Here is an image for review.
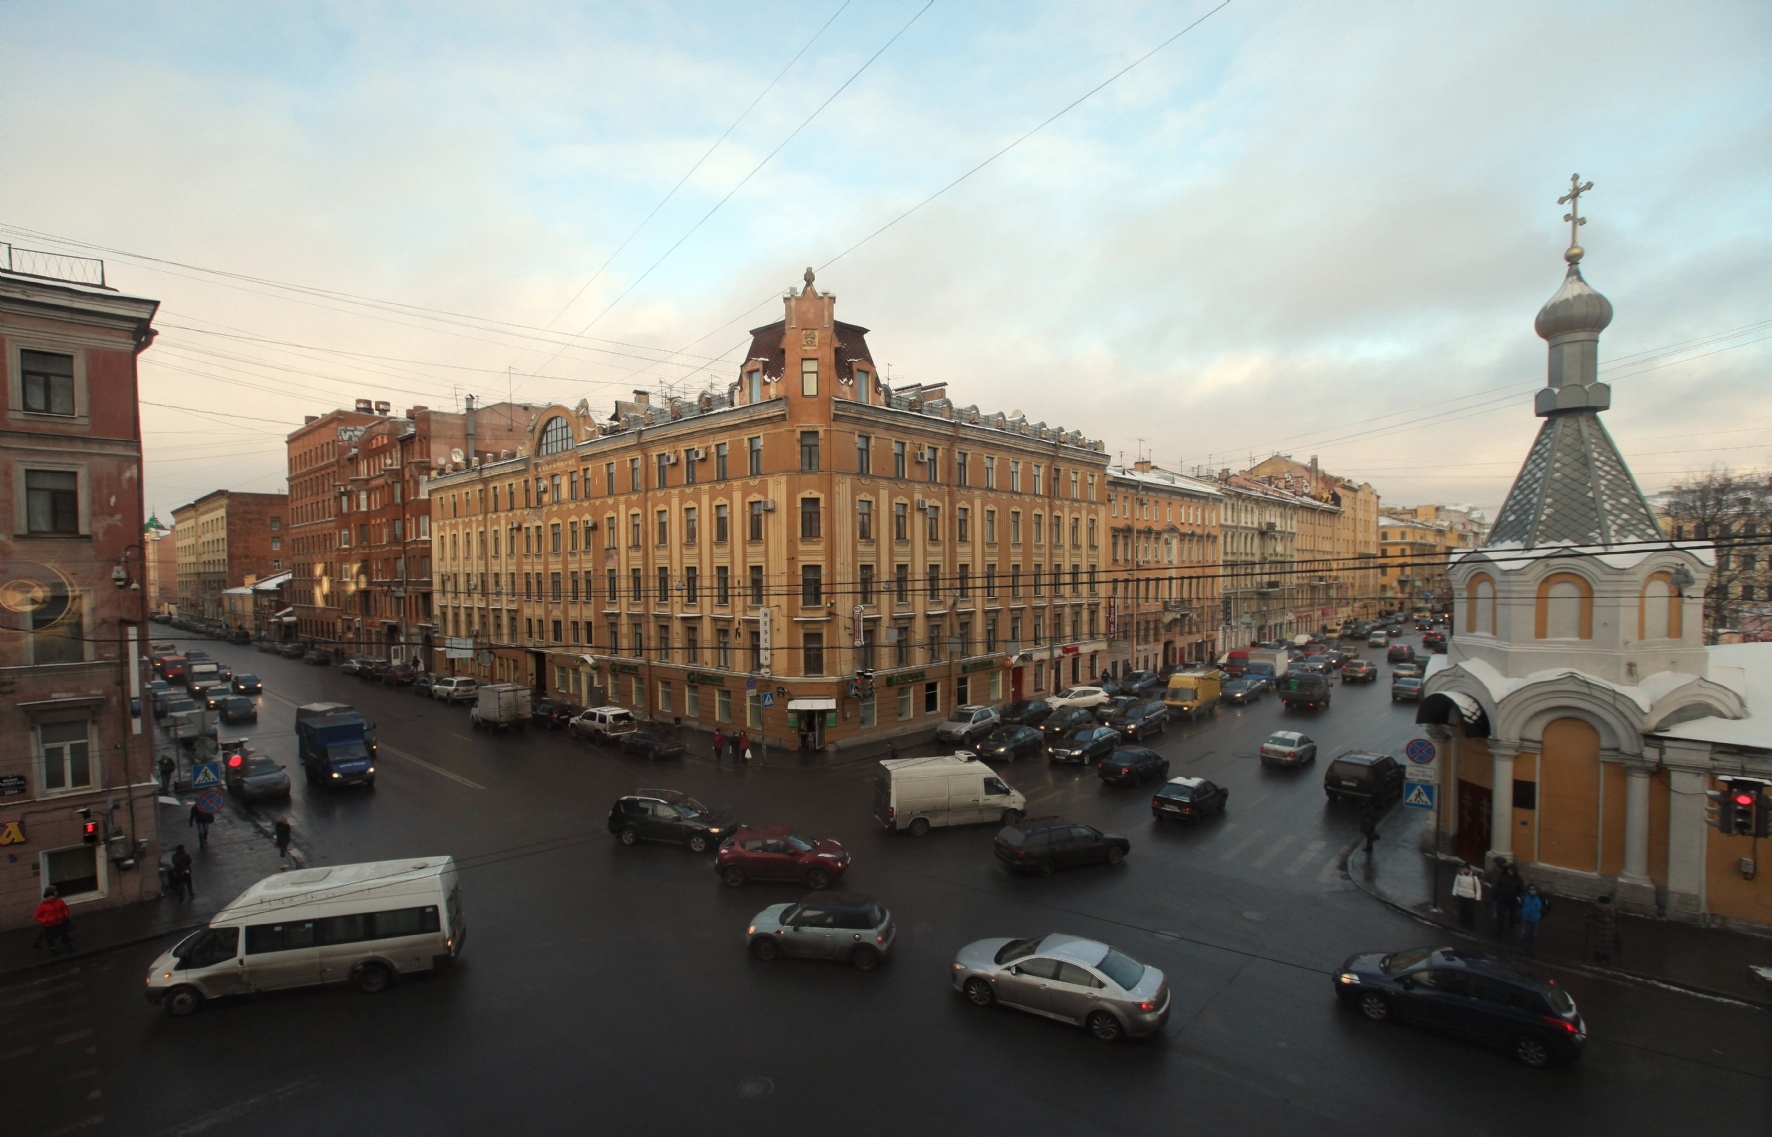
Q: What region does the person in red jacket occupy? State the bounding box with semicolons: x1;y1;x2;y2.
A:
33;887;72;953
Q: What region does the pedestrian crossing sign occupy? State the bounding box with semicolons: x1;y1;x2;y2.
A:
191;762;222;789
1403;783;1436;810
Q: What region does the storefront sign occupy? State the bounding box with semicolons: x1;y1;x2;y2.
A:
961;658;997;673
0;821;25;845
0;774;25;798
444;636;474;660
883;669;927;687
685;671;726;687
606;661;642;676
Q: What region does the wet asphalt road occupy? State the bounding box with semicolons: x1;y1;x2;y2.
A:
5;636;1768;1136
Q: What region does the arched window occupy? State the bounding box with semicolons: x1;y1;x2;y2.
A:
1535;572;1593;640
1639;572;1681;640
538;416;571;456
1467;573;1496;635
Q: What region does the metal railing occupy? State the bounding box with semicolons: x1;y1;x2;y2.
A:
0;243;107;288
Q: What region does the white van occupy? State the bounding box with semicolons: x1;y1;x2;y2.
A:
874;753;1027;836
146;857;464;1016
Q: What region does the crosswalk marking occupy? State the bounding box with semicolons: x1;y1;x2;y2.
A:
1217;829;1266;862
1317;852;1346;883
1284;840;1326;875
1251;834;1297;869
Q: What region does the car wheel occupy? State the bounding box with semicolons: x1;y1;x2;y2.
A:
617;826;639;846
165;985;204;1017
1087;1011;1125;1042
721;866;747;887
750;936;781;962
850;946;881;972
687;833;710;854
805;867;831;890
1106;846;1125;866
1512;1034;1555;1068
1357;992;1392;1022
353;963;394;994
1000;808;1023;825
1037;859;1056;878
964;977;996;1006
907;817;931;838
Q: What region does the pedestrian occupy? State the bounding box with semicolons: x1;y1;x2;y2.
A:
1517;883;1547;956
169;844;194;900
1585;895;1622;965
712;729;726;766
33;887;72;953
1452;865;1484;931
736;731;750;765
274;816;293;867
188;802;212;849
157;753;176;796
1359;807;1380;855
1493;862;1524;937
887;741;898;762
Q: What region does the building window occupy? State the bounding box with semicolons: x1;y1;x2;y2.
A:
629;458;641;492
801;358;818;397
684;449;698;485
984;456;996;489
747;501;764;542
684;507;698;545
927;505;941;543
924;681;940;715
803;632;825;675
802;565;823;606
898;686;913;721
716;565;730;606
38;719;92;792
956;452;969;487
656;453;670;489
658;681;673;714
957;508;970;543
717;628;732;669
856;435;871;474
717;687;733;722
20;350;76;416
25;470;79;534
958;566;971;599
926;446;939;482
631;568;643;602
656;510;669;546
551;619;563;642
927;563;941;600
896;564;910;602
538;416;571;455
748;436;763;476
857;499;873;540
894;501;908;541
605;462;616;496
750;565;764;605
685;566;699;606
860;564;874;605
800;431;820;472
31;587;84;663
657;567;671;604
550;523;562;553
894;441;907;478
715;442;728;480
800;497;821;540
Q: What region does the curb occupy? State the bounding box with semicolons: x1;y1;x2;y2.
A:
1345;851;1771;1009
2;921;203;980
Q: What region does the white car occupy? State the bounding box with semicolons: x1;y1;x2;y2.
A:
1046;686;1110;710
431;676;479;704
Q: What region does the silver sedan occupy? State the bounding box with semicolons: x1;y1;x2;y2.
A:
951;932;1169;1041
1259;731;1317;767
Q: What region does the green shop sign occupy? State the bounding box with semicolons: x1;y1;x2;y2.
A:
883;670;927;688
606;661;642;676
961;658;998;674
684;671;726;687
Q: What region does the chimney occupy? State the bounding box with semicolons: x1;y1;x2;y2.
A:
305;415;319;425
632;390;650;406
407;405;428;417
1133;458;1153;474
465;394;477;461
374;400;391;416
354;398;373;413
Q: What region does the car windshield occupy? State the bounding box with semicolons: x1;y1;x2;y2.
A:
994;935;1046;965
678;796;709;814
1382;947;1434;974
1158;783;1193;800
1328;760;1371;779
1545;986;1576;1016
1395;679;1422;689
1055;689;1085;699
1096;947;1146;990
246;758;280;776
784;834;814;853
332;743;370;762
237;675;257;684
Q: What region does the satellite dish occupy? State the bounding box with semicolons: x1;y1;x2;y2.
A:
450;448;465;464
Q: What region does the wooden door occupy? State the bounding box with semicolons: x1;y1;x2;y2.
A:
1455;780;1491;866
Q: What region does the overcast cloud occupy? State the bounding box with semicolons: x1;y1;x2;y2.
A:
1;1;1766;519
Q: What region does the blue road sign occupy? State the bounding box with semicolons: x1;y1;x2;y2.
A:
760;692;776;707
745;675;757;690
1403;783;1436;810
196;788;226;815
191;761;223;789
1405;738;1437;765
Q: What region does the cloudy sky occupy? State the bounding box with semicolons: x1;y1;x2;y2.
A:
3;1;1767;522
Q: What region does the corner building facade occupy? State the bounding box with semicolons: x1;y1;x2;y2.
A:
428;273;1110;751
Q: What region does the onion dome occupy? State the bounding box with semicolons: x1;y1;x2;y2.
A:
1535;261;1614;342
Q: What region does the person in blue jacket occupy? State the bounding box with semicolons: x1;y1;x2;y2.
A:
1517;883;1548;956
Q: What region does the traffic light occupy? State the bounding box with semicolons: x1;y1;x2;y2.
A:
1710;778;1772;837
1706;783;1730;831
227;753;245;769
77;807;98;845
1730;783;1758;837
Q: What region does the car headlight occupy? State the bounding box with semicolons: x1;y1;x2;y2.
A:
952;961;964;970
747;926;757;935
1337;972;1360;984
330;772;341;778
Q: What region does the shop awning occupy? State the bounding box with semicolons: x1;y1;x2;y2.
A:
274;607;294;618
787;697;836;712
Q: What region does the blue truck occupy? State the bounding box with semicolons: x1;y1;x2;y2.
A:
294;702;378;788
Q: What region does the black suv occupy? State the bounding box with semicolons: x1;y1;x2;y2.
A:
1047;726;1119;765
1105;699;1168;741
1121;670;1163;694
608;789;736;853
1324;751;1405;804
1098;746;1170;787
993;817;1130;877
1334;945;1586;1068
532;699;578;730
620;730;686;761
1038;707;1098;742
998;699;1054;728
975;726;1044;762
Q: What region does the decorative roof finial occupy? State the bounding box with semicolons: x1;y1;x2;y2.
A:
1558;173;1593;264
803;266;816;294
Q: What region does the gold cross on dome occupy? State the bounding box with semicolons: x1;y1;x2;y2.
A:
1558;174;1593;260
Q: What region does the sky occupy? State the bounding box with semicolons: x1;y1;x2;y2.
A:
2;1;1767;522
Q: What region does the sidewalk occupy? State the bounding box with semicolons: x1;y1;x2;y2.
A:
0;797;293;977
651;717;949;770
1350;804;1772;1006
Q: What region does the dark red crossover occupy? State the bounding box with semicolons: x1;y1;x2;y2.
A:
716;826;850;890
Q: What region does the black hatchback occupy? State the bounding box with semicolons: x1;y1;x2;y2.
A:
1104;699;1168;741
1335;946;1586;1068
1047;726;1119;765
974;725;1044;762
994;817;1130;877
1324;751;1405;804
620;730;685;761
1038;706;1098;741
1099;747;1170;787
998;699;1054;728
609;789;736;853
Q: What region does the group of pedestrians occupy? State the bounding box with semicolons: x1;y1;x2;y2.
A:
709;729;755;766
1449;859;1621;963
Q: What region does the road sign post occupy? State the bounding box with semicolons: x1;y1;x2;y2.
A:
196;788;226;815
191;762;222;791
1405;737;1443;911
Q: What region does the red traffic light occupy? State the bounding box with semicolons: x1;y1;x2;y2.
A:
227;753;244;768
1734;793;1756;807
81;821;99;844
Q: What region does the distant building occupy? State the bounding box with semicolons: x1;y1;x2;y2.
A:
169;489;288;626
1105;460;1222;674
143;513;177;615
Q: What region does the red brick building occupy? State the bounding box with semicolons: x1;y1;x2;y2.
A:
169;489;288;625
0;250;162;930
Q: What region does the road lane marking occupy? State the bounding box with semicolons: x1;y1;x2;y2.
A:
1283;840;1326;875
379;745;485;790
53;1028;94;1045
1218;830;1265;862
1;1044;34;1060
1317;851;1348;882
36;1114;106;1137
1251;834;1297;869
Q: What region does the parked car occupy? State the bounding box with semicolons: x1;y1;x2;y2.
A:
1099;747;1170;787
412;675;434;698
952;933;1169;1042
569;705;639;742
279;642;307;659
620;730;685;761
1150;776;1228;822
1334;945;1586;1068
1387;644;1417;665
936;704;1001;746
255;639;278;653
146;679;171;715
1391;677;1424;702
531;698;578;730
1105;699;1168;741
381;665;417;687
608;789;735;853
1324;751;1406;804
302;650;329;666
747;894;895;971
998;699;1054;728
1220;679;1261;705
716;826;850;889
222;750;290;802
974;725;1045;763
993;817;1130;876
1037;706;1099;742
431;676;479;704
1260;731;1317;767
1121;670;1163;694
1341;660;1378;684
339;658;369;676
230;673;262;695
1046;686;1110;710
1047;726;1120;766
359;659;391;682
218;696;259;725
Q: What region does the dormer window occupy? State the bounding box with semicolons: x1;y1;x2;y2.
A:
746;369;761;404
801;358;818;397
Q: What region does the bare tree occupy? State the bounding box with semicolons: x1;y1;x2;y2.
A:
1660;468;1772;642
